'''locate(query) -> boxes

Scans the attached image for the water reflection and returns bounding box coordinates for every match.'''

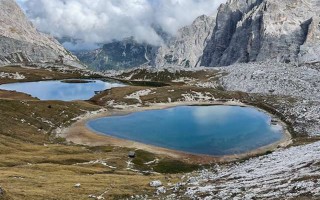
[191,106,269,125]
[0,79,124,101]
[192,106,237,125]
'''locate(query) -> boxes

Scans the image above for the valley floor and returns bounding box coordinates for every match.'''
[0,63,319,199]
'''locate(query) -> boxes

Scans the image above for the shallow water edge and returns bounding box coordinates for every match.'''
[60,101,292,164]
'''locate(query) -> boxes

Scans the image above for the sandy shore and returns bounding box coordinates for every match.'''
[60,101,292,164]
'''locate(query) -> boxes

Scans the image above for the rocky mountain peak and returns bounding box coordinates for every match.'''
[47,0,320,70]
[1,0,41,42]
[299,15,320,65]
[201,0,320,67]
[0,0,83,68]
[155,14,215,68]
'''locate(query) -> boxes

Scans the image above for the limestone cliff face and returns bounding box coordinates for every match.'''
[155,15,215,68]
[201,0,320,67]
[299,15,320,65]
[154,0,320,68]
[0,0,83,67]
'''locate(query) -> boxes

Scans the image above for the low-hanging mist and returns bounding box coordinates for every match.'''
[17,0,226,50]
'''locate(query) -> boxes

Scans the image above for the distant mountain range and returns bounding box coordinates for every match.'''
[73,15,216,70]
[74,38,158,71]
[74,0,320,71]
[0,0,319,71]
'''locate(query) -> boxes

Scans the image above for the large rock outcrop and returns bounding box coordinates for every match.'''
[0,0,83,67]
[201,0,320,67]
[155,15,215,68]
[299,15,320,65]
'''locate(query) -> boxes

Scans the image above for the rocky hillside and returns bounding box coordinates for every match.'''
[155,15,215,68]
[75,38,157,71]
[201,0,320,67]
[163,140,320,199]
[0,0,83,68]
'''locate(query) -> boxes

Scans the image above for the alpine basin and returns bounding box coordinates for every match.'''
[87,106,284,156]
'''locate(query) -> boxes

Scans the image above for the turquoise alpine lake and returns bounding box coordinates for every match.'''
[87,106,285,156]
[0,79,124,101]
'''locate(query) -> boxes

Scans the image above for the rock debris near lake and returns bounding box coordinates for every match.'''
[150,180,163,187]
[219,62,320,136]
[0,72,25,80]
[162,141,320,199]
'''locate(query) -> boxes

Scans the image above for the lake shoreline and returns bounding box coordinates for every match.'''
[0,79,125,101]
[60,101,292,164]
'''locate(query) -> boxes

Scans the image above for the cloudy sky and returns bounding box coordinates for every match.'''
[17,0,225,50]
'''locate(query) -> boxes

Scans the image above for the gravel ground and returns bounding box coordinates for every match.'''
[219,62,320,136]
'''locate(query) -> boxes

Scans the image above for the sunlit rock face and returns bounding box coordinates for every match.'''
[201,0,320,67]
[155,15,216,68]
[146,0,320,69]
[299,15,320,66]
[0,0,83,67]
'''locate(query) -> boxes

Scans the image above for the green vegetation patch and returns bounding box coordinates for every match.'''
[87,145,114,153]
[154,159,199,174]
[132,150,156,171]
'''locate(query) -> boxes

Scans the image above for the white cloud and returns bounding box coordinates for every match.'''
[19,0,226,49]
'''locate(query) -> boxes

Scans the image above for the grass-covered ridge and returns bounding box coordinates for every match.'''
[0,66,192,199]
[0,65,100,84]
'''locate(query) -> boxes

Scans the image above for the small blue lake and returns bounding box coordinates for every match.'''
[87,106,284,156]
[0,79,124,101]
